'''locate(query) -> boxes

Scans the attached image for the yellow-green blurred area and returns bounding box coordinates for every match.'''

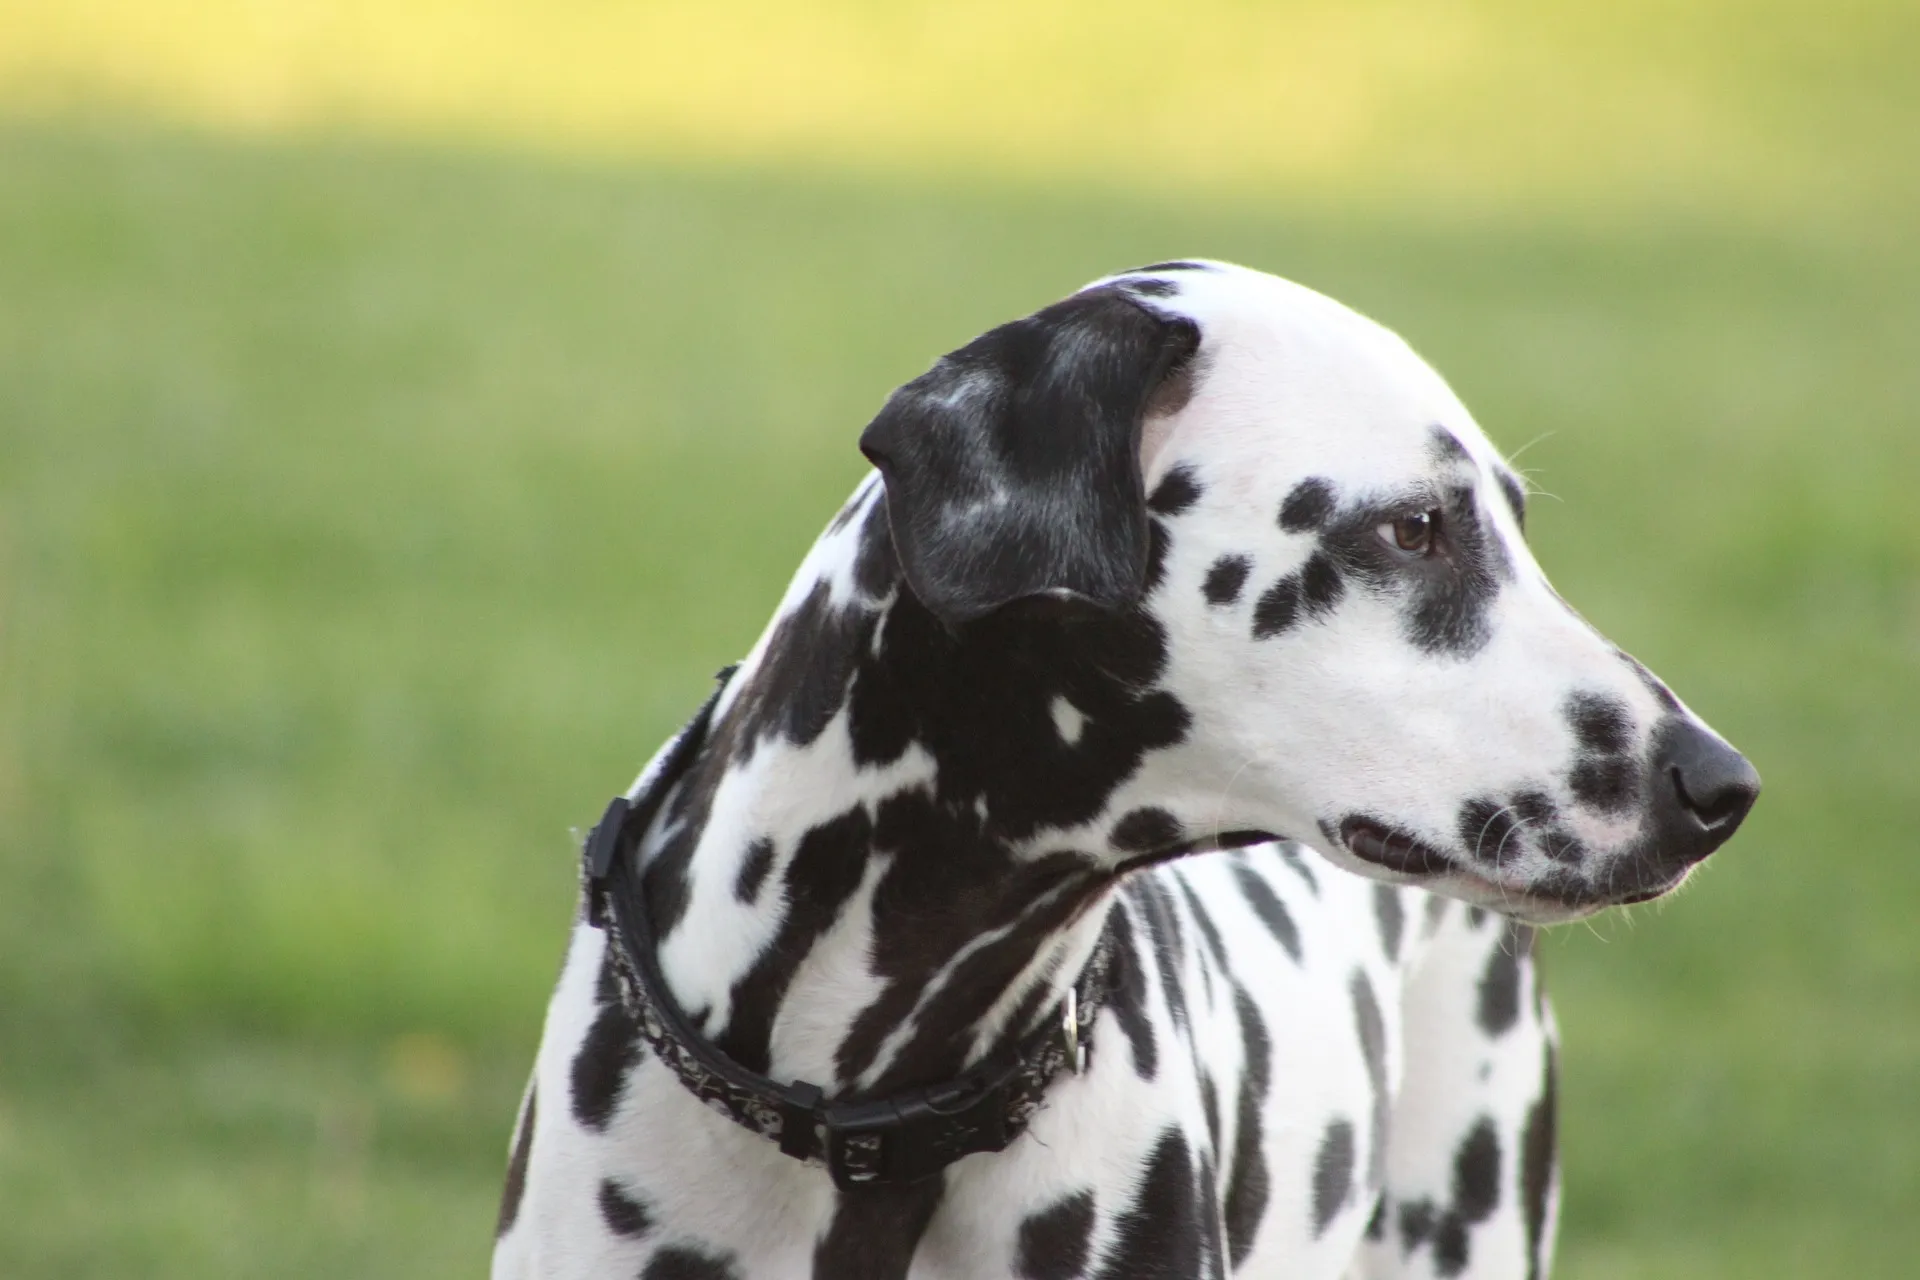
[1,3,1916,1276]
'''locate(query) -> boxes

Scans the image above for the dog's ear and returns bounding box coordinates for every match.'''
[859,286,1202,626]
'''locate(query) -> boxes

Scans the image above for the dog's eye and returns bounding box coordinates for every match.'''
[1380,511,1439,555]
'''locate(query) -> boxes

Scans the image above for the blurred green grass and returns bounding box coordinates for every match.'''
[0,124,1915,1277]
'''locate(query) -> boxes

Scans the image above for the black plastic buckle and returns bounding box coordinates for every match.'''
[583,795,632,928]
[820,1075,1011,1189]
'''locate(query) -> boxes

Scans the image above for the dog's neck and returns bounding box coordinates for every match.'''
[629,479,1194,1097]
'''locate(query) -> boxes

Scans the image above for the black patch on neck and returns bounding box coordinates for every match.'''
[733,837,775,904]
[1092,1128,1206,1280]
[1310,1117,1356,1235]
[1228,860,1302,963]
[1373,884,1406,962]
[1477,923,1530,1037]
[1521,1047,1559,1279]
[712,806,873,1076]
[811,1178,946,1279]
[1223,986,1273,1268]
[569,952,643,1131]
[1352,969,1390,1190]
[598,1177,654,1239]
[1402,1116,1505,1275]
[1015,1189,1097,1280]
[1103,919,1159,1081]
[495,1084,536,1238]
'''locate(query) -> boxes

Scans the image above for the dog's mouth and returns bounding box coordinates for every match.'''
[1333,815,1615,925]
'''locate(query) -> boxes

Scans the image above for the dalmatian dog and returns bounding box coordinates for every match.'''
[492,260,1758,1280]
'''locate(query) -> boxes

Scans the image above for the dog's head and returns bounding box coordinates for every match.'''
[859,260,1757,923]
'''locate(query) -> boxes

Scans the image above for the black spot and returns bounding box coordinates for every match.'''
[1424,893,1449,933]
[714,806,874,1075]
[1453,1117,1503,1224]
[1374,884,1405,962]
[1497,470,1528,532]
[1202,555,1251,606]
[1311,1118,1356,1235]
[1300,552,1345,615]
[495,1083,535,1238]
[1399,1197,1437,1251]
[1521,1047,1559,1280]
[1229,861,1302,963]
[1435,1215,1472,1276]
[1251,575,1301,639]
[598,1177,653,1238]
[1148,464,1203,516]
[1278,845,1320,895]
[1429,425,1471,461]
[1104,921,1159,1080]
[1365,1195,1388,1241]
[1280,477,1337,532]
[1467,907,1488,929]
[1223,988,1273,1267]
[1111,806,1184,856]
[1128,879,1191,1035]
[1351,970,1390,1188]
[733,838,775,904]
[641,1245,739,1280]
[1015,1189,1097,1280]
[1566,692,1638,815]
[1457,797,1520,866]
[1570,756,1636,814]
[1125,277,1181,297]
[570,954,643,1131]
[1093,1128,1205,1280]
[1511,791,1558,827]
[1176,877,1231,970]
[1413,1116,1505,1276]
[1477,924,1528,1036]
[812,1179,945,1278]
[1124,260,1214,273]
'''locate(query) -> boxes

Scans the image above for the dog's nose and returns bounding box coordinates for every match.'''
[1648,718,1760,865]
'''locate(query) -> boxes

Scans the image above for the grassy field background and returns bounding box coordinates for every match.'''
[1,3,1916,1277]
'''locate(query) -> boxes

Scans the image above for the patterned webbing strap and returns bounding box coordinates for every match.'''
[582,667,1111,1190]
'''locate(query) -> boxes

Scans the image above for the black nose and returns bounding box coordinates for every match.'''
[1648,717,1761,865]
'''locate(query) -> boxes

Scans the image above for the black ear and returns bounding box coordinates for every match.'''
[858,285,1202,626]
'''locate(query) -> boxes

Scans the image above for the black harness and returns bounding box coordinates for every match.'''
[581,668,1111,1190]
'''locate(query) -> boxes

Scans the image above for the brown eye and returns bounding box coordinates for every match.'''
[1380,510,1438,554]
